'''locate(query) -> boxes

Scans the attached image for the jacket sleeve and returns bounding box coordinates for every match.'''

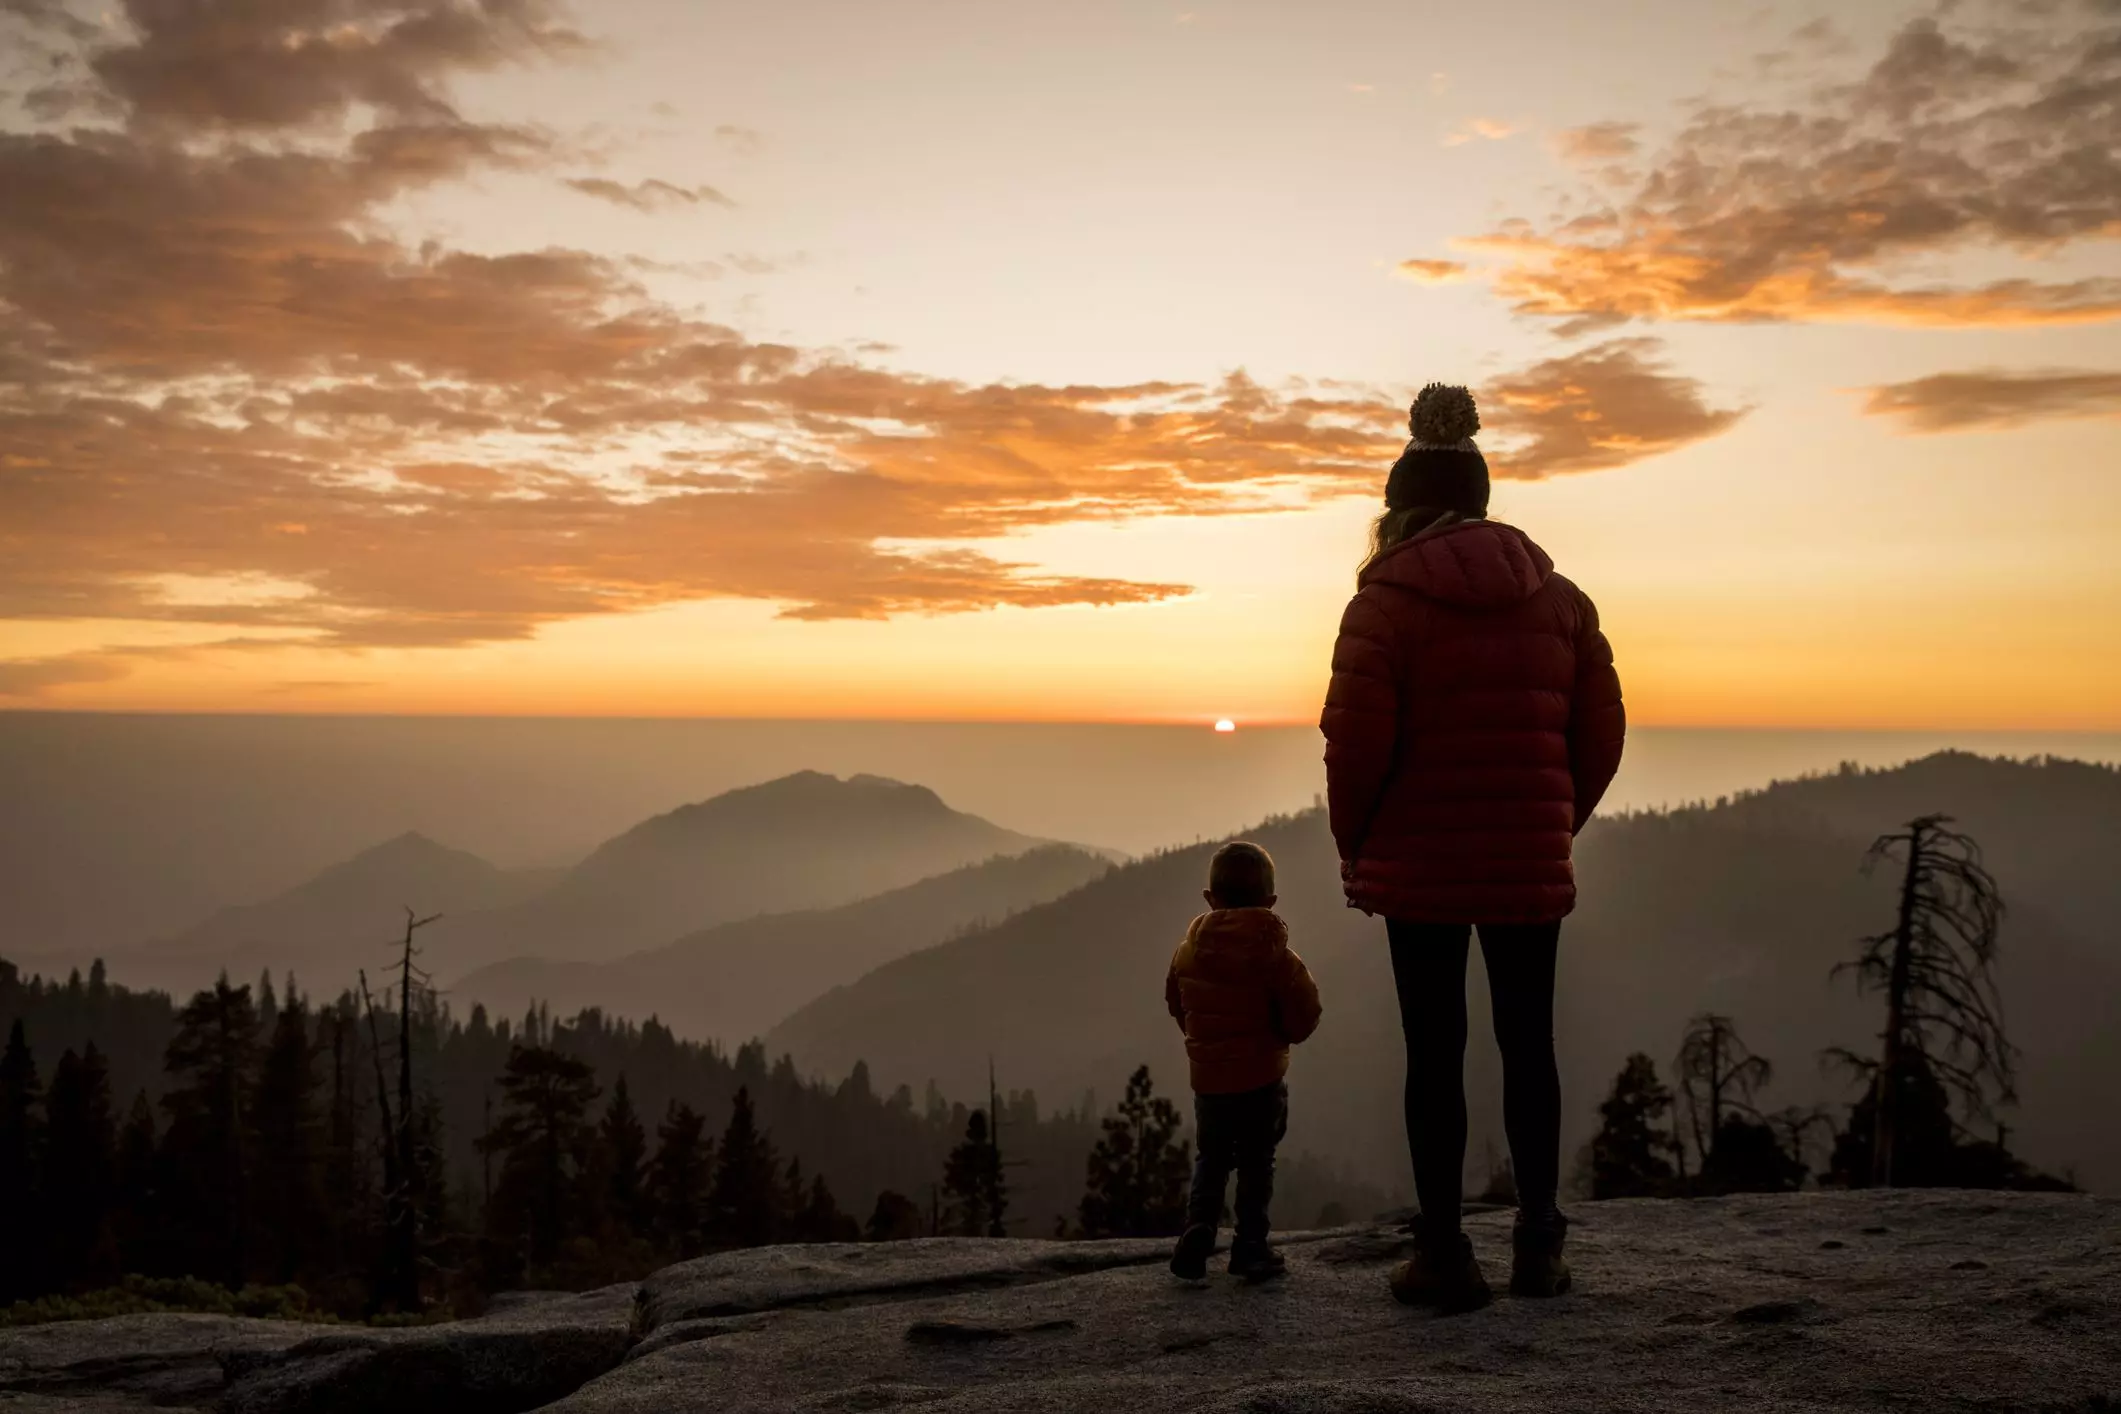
[1567,590,1626,833]
[1164,948,1187,1032]
[1320,590,1400,863]
[1272,946,1323,1045]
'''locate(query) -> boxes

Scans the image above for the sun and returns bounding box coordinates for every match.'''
[1214,719,1236,733]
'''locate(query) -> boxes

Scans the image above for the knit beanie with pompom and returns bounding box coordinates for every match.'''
[1384,383,1490,517]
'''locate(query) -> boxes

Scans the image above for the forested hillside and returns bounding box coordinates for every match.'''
[770,755,2121,1192]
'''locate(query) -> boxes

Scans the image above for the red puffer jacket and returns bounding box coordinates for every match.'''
[1320,519,1625,924]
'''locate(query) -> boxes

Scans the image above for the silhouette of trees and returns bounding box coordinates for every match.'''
[250,995,322,1285]
[648,1101,711,1258]
[1590,1053,1678,1199]
[44,1043,119,1291]
[1,1021,44,1301]
[4,952,1392,1314]
[599,1075,650,1243]
[706,1086,782,1246]
[790,1171,859,1243]
[1827,815,2015,1187]
[1077,1066,1190,1238]
[159,979,260,1289]
[866,1190,922,1241]
[480,1044,600,1276]
[1674,1014,1774,1179]
[111,1091,161,1277]
[1702,1116,1806,1193]
[942,1109,1006,1236]
[359,908,441,1311]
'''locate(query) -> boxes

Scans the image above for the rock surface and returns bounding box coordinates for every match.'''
[3,1191,2116,1413]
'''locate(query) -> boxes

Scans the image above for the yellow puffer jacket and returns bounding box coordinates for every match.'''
[1164,908,1323,1095]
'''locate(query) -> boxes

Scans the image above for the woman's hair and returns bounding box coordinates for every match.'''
[1365,504,1462,571]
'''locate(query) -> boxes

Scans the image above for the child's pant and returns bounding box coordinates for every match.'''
[1186,1079,1289,1246]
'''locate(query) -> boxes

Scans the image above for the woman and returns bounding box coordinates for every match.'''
[1321,383,1625,1314]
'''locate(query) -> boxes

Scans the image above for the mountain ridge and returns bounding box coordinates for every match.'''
[449,843,1115,1045]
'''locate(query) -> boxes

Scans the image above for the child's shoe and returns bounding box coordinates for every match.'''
[1509,1209,1572,1298]
[1227,1240,1286,1282]
[1169,1224,1216,1281]
[1388,1228,1492,1314]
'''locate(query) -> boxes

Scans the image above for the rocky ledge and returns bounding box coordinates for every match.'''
[2,1190,2115,1413]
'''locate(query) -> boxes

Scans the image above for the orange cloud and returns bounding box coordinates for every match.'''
[1443,117,1518,147]
[1480,338,1749,478]
[1393,258,1470,285]
[1552,121,1639,164]
[1859,368,2121,432]
[0,0,1719,697]
[1464,11,2121,329]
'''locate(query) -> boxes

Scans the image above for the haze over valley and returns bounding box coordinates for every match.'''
[5,714,2116,1202]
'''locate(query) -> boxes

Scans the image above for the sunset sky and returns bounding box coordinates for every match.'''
[2,0,2117,727]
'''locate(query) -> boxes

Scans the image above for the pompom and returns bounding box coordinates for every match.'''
[1409,383,1480,446]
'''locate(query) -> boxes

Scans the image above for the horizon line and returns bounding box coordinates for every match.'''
[4,706,2121,735]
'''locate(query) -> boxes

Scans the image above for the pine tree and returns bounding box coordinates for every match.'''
[112,1090,160,1276]
[318,1006,374,1295]
[778,1157,806,1240]
[1077,1066,1190,1239]
[1,1020,46,1301]
[159,978,260,1289]
[250,994,323,1283]
[798,1174,858,1243]
[648,1101,712,1258]
[941,1109,1005,1237]
[44,1043,118,1292]
[1590,1053,1677,1200]
[480,1044,601,1272]
[600,1075,650,1241]
[706,1086,782,1248]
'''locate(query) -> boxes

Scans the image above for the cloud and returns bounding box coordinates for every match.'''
[1480,338,1749,478]
[1443,117,1518,147]
[713,123,765,154]
[1552,121,1639,164]
[0,0,1708,683]
[566,176,736,211]
[77,0,587,132]
[1394,259,1470,285]
[1859,368,2121,431]
[1461,7,2121,328]
[0,652,136,698]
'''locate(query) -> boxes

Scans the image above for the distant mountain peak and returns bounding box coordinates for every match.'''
[624,771,955,841]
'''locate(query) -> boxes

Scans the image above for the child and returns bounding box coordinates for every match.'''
[1164,841,1323,1281]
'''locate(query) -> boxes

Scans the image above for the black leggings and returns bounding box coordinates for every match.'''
[1386,920,1562,1235]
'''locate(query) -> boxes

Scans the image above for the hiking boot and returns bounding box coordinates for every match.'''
[1388,1229,1492,1314]
[1169,1224,1217,1281]
[1510,1210,1572,1298]
[1228,1240,1287,1283]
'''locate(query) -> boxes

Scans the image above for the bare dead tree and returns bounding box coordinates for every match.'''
[1674,1013,1773,1177]
[358,908,441,1312]
[1826,814,2014,1187]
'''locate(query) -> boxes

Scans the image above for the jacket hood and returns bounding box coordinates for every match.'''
[1359,519,1554,609]
[1187,907,1288,953]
